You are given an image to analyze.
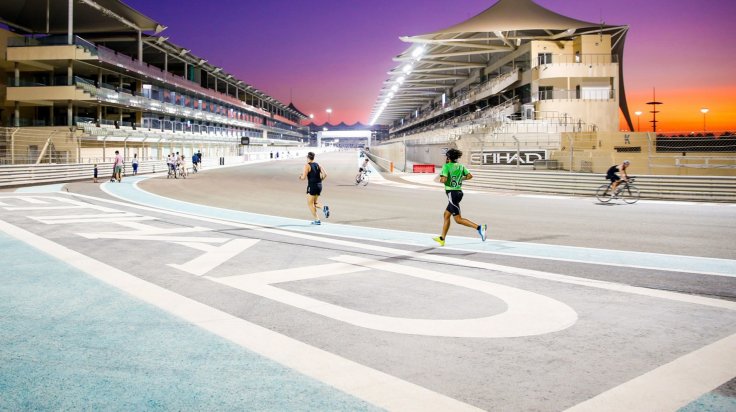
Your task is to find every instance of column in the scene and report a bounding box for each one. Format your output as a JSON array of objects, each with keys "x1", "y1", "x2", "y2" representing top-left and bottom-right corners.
[
  {"x1": 67, "y1": 100, "x2": 73, "y2": 127},
  {"x1": 14, "y1": 102, "x2": 20, "y2": 127},
  {"x1": 137, "y1": 30, "x2": 143, "y2": 65},
  {"x1": 164, "y1": 53, "x2": 168, "y2": 74},
  {"x1": 14, "y1": 62, "x2": 19, "y2": 86},
  {"x1": 67, "y1": 59, "x2": 72, "y2": 86},
  {"x1": 67, "y1": 0, "x2": 73, "y2": 45}
]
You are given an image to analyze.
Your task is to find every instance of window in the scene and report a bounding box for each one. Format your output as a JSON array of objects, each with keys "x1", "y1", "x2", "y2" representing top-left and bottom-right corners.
[
  {"x1": 537, "y1": 53, "x2": 552, "y2": 66},
  {"x1": 538, "y1": 86, "x2": 554, "y2": 101}
]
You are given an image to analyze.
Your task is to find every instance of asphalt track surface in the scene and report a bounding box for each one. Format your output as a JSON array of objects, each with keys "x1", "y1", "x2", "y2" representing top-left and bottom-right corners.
[{"x1": 1, "y1": 150, "x2": 735, "y2": 411}]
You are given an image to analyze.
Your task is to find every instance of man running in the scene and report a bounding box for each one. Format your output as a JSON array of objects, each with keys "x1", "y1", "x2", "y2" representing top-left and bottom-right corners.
[
  {"x1": 299, "y1": 152, "x2": 329, "y2": 225},
  {"x1": 433, "y1": 148, "x2": 487, "y2": 246}
]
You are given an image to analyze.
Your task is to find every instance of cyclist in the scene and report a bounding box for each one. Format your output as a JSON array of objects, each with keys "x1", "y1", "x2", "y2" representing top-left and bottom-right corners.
[
  {"x1": 432, "y1": 148, "x2": 487, "y2": 246},
  {"x1": 191, "y1": 153, "x2": 199, "y2": 173},
  {"x1": 356, "y1": 158, "x2": 370, "y2": 183},
  {"x1": 606, "y1": 160, "x2": 630, "y2": 195}
]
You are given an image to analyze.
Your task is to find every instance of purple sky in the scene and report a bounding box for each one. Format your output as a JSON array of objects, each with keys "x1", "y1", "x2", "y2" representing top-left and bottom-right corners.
[{"x1": 123, "y1": 0, "x2": 736, "y2": 130}]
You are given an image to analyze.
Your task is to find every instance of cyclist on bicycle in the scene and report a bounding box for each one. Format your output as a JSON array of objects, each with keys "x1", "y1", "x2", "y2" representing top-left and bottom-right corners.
[
  {"x1": 356, "y1": 158, "x2": 370, "y2": 183},
  {"x1": 606, "y1": 160, "x2": 630, "y2": 194}
]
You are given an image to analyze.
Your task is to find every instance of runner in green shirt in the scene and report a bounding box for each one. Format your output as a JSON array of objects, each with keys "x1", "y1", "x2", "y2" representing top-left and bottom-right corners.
[{"x1": 433, "y1": 148, "x2": 487, "y2": 246}]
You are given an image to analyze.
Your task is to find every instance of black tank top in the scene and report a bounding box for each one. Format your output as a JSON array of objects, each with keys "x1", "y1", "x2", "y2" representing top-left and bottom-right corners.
[{"x1": 307, "y1": 162, "x2": 322, "y2": 184}]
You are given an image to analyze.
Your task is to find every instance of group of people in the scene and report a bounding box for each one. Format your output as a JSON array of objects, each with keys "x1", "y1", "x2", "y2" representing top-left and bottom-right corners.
[
  {"x1": 166, "y1": 150, "x2": 203, "y2": 178},
  {"x1": 299, "y1": 149, "x2": 488, "y2": 246},
  {"x1": 93, "y1": 150, "x2": 203, "y2": 183}
]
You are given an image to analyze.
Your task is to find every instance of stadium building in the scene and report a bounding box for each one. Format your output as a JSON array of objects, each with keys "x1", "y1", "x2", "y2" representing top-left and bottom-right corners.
[
  {"x1": 369, "y1": 0, "x2": 643, "y2": 172},
  {"x1": 0, "y1": 0, "x2": 308, "y2": 165}
]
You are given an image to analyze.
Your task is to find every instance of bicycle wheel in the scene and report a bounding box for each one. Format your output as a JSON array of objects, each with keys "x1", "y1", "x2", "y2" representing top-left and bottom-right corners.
[
  {"x1": 361, "y1": 173, "x2": 370, "y2": 186},
  {"x1": 595, "y1": 184, "x2": 612, "y2": 202},
  {"x1": 621, "y1": 184, "x2": 640, "y2": 204}
]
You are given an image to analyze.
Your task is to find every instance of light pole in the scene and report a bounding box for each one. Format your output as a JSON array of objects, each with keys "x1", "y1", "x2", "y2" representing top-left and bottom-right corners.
[
  {"x1": 326, "y1": 108, "x2": 332, "y2": 124},
  {"x1": 634, "y1": 111, "x2": 642, "y2": 132},
  {"x1": 700, "y1": 108, "x2": 709, "y2": 133}
]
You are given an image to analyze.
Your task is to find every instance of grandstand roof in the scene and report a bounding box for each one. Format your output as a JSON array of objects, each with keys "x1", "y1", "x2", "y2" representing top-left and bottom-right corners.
[
  {"x1": 369, "y1": 0, "x2": 632, "y2": 130},
  {"x1": 0, "y1": 0, "x2": 165, "y2": 34}
]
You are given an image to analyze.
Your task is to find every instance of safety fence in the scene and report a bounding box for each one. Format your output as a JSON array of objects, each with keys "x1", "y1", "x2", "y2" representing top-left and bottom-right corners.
[{"x1": 462, "y1": 169, "x2": 736, "y2": 202}]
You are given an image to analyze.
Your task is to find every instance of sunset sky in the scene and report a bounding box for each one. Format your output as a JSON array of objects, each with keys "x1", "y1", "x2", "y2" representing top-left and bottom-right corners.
[{"x1": 123, "y1": 0, "x2": 736, "y2": 132}]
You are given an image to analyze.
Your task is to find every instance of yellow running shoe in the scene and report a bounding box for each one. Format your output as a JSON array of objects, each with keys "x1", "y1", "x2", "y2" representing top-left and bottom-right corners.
[{"x1": 432, "y1": 236, "x2": 445, "y2": 247}]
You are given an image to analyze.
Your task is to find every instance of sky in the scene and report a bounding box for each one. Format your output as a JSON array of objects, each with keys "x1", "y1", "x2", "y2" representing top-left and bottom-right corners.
[{"x1": 123, "y1": 0, "x2": 736, "y2": 132}]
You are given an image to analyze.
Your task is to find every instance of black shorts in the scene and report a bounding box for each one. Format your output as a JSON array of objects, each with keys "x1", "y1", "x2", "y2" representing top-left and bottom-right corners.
[
  {"x1": 607, "y1": 174, "x2": 621, "y2": 183},
  {"x1": 445, "y1": 190, "x2": 463, "y2": 216},
  {"x1": 307, "y1": 183, "x2": 322, "y2": 196}
]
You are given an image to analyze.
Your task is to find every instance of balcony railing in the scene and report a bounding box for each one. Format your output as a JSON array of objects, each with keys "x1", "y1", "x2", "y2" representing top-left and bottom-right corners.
[
  {"x1": 536, "y1": 88, "x2": 615, "y2": 101},
  {"x1": 8, "y1": 35, "x2": 299, "y2": 127},
  {"x1": 535, "y1": 53, "x2": 618, "y2": 67}
]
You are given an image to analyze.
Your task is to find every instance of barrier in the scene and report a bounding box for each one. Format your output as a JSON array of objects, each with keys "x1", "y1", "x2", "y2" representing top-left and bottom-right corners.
[
  {"x1": 463, "y1": 169, "x2": 736, "y2": 202},
  {"x1": 413, "y1": 164, "x2": 436, "y2": 173}
]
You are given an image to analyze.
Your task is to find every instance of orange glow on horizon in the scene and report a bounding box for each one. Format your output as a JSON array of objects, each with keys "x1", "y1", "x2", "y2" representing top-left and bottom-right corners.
[{"x1": 621, "y1": 86, "x2": 736, "y2": 133}]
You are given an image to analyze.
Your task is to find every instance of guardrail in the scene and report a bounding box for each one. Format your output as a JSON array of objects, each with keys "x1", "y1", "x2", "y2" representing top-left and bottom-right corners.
[
  {"x1": 0, "y1": 161, "x2": 171, "y2": 188},
  {"x1": 463, "y1": 169, "x2": 736, "y2": 202}
]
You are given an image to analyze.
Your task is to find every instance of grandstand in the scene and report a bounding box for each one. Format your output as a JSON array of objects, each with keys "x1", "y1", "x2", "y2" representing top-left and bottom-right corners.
[{"x1": 0, "y1": 0, "x2": 308, "y2": 165}]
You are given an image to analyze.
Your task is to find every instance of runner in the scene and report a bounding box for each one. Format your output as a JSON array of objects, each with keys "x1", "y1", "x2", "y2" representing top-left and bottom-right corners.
[
  {"x1": 299, "y1": 152, "x2": 329, "y2": 225},
  {"x1": 432, "y1": 148, "x2": 487, "y2": 246}
]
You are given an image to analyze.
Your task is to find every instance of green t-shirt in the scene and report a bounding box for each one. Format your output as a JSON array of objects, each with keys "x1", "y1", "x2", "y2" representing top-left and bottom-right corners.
[{"x1": 440, "y1": 162, "x2": 469, "y2": 191}]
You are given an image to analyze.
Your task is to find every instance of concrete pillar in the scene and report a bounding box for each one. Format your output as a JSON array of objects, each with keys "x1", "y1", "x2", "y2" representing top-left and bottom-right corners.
[
  {"x1": 67, "y1": 59, "x2": 72, "y2": 86},
  {"x1": 67, "y1": 100, "x2": 73, "y2": 126},
  {"x1": 14, "y1": 62, "x2": 19, "y2": 87},
  {"x1": 137, "y1": 30, "x2": 143, "y2": 65},
  {"x1": 67, "y1": 0, "x2": 73, "y2": 45},
  {"x1": 14, "y1": 101, "x2": 20, "y2": 127},
  {"x1": 50, "y1": 102, "x2": 54, "y2": 126},
  {"x1": 97, "y1": 104, "x2": 102, "y2": 124},
  {"x1": 164, "y1": 53, "x2": 168, "y2": 74},
  {"x1": 214, "y1": 77, "x2": 218, "y2": 93}
]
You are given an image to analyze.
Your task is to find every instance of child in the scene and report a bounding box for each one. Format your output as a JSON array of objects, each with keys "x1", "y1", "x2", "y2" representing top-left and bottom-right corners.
[{"x1": 93, "y1": 164, "x2": 98, "y2": 183}]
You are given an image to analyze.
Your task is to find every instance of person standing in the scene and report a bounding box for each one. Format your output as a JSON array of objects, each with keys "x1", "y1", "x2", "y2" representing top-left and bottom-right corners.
[
  {"x1": 132, "y1": 153, "x2": 139, "y2": 176},
  {"x1": 112, "y1": 150, "x2": 124, "y2": 183},
  {"x1": 433, "y1": 148, "x2": 487, "y2": 246},
  {"x1": 299, "y1": 151, "x2": 329, "y2": 225},
  {"x1": 196, "y1": 150, "x2": 202, "y2": 170},
  {"x1": 93, "y1": 164, "x2": 98, "y2": 183}
]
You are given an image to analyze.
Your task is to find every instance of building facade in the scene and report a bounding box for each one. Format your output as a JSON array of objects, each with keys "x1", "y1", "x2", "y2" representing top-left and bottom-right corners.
[{"x1": 0, "y1": 0, "x2": 308, "y2": 164}]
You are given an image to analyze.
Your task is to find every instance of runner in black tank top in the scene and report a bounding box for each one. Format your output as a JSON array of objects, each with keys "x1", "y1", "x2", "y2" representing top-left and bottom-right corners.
[{"x1": 299, "y1": 152, "x2": 330, "y2": 225}]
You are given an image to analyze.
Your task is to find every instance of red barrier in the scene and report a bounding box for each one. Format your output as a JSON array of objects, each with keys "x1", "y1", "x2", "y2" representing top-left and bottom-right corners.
[{"x1": 413, "y1": 164, "x2": 436, "y2": 173}]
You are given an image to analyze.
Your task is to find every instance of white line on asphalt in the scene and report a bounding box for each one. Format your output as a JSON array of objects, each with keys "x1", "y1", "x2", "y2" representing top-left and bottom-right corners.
[
  {"x1": 565, "y1": 332, "x2": 736, "y2": 412},
  {"x1": 209, "y1": 255, "x2": 578, "y2": 338},
  {"x1": 67, "y1": 190, "x2": 736, "y2": 312},
  {"x1": 0, "y1": 219, "x2": 482, "y2": 412}
]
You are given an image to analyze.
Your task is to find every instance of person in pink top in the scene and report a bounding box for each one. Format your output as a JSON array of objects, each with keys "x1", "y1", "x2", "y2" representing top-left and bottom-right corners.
[{"x1": 112, "y1": 150, "x2": 124, "y2": 183}]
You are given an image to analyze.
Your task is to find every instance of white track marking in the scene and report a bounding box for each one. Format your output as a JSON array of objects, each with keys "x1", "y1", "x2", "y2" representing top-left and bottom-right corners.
[
  {"x1": 169, "y1": 239, "x2": 260, "y2": 276},
  {"x1": 66, "y1": 191, "x2": 736, "y2": 312},
  {"x1": 0, "y1": 219, "x2": 481, "y2": 412},
  {"x1": 566, "y1": 332, "x2": 736, "y2": 412}
]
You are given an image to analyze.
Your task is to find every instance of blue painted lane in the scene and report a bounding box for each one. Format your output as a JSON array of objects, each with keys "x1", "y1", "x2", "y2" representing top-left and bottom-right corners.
[
  {"x1": 0, "y1": 232, "x2": 380, "y2": 411},
  {"x1": 101, "y1": 177, "x2": 736, "y2": 278}
]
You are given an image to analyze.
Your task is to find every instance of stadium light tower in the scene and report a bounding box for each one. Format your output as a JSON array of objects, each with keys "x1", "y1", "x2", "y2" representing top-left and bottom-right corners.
[
  {"x1": 634, "y1": 111, "x2": 642, "y2": 132},
  {"x1": 700, "y1": 108, "x2": 709, "y2": 133},
  {"x1": 326, "y1": 108, "x2": 332, "y2": 124}
]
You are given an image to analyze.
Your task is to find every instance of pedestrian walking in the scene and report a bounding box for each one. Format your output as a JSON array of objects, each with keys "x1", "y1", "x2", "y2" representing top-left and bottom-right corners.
[
  {"x1": 299, "y1": 151, "x2": 329, "y2": 225},
  {"x1": 112, "y1": 150, "x2": 123, "y2": 183},
  {"x1": 432, "y1": 148, "x2": 487, "y2": 246},
  {"x1": 132, "y1": 153, "x2": 139, "y2": 176},
  {"x1": 93, "y1": 164, "x2": 98, "y2": 183}
]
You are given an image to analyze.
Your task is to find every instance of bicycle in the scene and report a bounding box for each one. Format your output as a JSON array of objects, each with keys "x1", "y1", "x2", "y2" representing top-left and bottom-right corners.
[
  {"x1": 595, "y1": 177, "x2": 640, "y2": 204},
  {"x1": 355, "y1": 170, "x2": 370, "y2": 186}
]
